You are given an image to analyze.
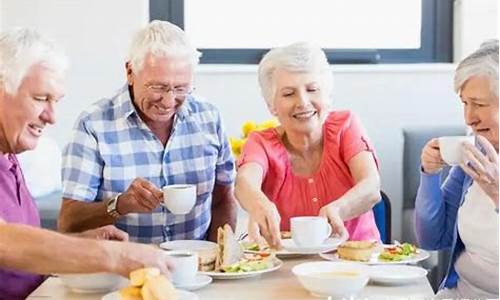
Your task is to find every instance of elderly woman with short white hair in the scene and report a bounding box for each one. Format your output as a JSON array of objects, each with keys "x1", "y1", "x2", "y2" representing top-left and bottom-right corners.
[
  {"x1": 416, "y1": 40, "x2": 499, "y2": 299},
  {"x1": 235, "y1": 42, "x2": 382, "y2": 248}
]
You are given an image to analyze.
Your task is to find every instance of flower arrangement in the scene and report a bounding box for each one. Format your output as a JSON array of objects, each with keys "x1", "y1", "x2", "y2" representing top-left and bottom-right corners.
[{"x1": 229, "y1": 119, "x2": 279, "y2": 158}]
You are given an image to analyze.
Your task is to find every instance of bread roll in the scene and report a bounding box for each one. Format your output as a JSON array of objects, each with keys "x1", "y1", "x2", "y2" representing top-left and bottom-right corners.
[
  {"x1": 141, "y1": 275, "x2": 177, "y2": 300},
  {"x1": 130, "y1": 267, "x2": 161, "y2": 287},
  {"x1": 118, "y1": 286, "x2": 142, "y2": 300},
  {"x1": 337, "y1": 241, "x2": 378, "y2": 262}
]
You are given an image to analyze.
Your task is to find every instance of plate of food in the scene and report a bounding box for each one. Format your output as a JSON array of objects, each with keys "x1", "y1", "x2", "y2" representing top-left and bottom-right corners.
[
  {"x1": 241, "y1": 232, "x2": 345, "y2": 257},
  {"x1": 199, "y1": 225, "x2": 283, "y2": 279},
  {"x1": 102, "y1": 267, "x2": 198, "y2": 300},
  {"x1": 319, "y1": 241, "x2": 430, "y2": 265}
]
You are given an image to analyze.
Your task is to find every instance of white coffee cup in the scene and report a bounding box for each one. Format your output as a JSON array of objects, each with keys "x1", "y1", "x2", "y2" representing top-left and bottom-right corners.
[
  {"x1": 164, "y1": 251, "x2": 198, "y2": 286},
  {"x1": 161, "y1": 184, "x2": 197, "y2": 214},
  {"x1": 439, "y1": 136, "x2": 475, "y2": 165},
  {"x1": 290, "y1": 216, "x2": 332, "y2": 247}
]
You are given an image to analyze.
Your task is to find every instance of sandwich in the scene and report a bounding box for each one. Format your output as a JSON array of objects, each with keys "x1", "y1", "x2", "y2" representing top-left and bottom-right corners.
[
  {"x1": 197, "y1": 246, "x2": 218, "y2": 272},
  {"x1": 337, "y1": 240, "x2": 378, "y2": 262},
  {"x1": 215, "y1": 224, "x2": 244, "y2": 271},
  {"x1": 214, "y1": 224, "x2": 274, "y2": 273}
]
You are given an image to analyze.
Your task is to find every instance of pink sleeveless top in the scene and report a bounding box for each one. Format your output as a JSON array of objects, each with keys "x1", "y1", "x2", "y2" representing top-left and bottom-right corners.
[{"x1": 238, "y1": 111, "x2": 380, "y2": 241}]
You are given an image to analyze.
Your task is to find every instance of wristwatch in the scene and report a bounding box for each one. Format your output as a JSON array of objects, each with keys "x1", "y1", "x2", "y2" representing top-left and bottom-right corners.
[{"x1": 106, "y1": 193, "x2": 122, "y2": 219}]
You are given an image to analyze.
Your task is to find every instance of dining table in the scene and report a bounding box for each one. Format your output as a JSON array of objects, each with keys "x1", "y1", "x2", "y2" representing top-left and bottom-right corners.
[{"x1": 28, "y1": 255, "x2": 435, "y2": 300}]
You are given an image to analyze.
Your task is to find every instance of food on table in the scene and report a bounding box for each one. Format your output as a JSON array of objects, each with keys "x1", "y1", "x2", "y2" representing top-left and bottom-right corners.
[
  {"x1": 141, "y1": 275, "x2": 176, "y2": 300},
  {"x1": 221, "y1": 253, "x2": 274, "y2": 273},
  {"x1": 337, "y1": 240, "x2": 378, "y2": 262},
  {"x1": 215, "y1": 224, "x2": 244, "y2": 271},
  {"x1": 280, "y1": 231, "x2": 292, "y2": 239},
  {"x1": 197, "y1": 246, "x2": 218, "y2": 272},
  {"x1": 119, "y1": 286, "x2": 142, "y2": 300},
  {"x1": 214, "y1": 224, "x2": 274, "y2": 273},
  {"x1": 378, "y1": 243, "x2": 418, "y2": 261},
  {"x1": 119, "y1": 267, "x2": 177, "y2": 300},
  {"x1": 240, "y1": 231, "x2": 292, "y2": 253},
  {"x1": 130, "y1": 267, "x2": 160, "y2": 286}
]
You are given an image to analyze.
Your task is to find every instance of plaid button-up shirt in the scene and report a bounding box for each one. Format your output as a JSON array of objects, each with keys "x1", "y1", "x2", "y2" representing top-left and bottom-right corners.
[{"x1": 62, "y1": 85, "x2": 235, "y2": 243}]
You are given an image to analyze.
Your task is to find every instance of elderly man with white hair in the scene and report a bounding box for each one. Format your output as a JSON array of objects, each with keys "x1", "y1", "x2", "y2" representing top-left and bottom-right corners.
[
  {"x1": 58, "y1": 20, "x2": 237, "y2": 243},
  {"x1": 416, "y1": 40, "x2": 499, "y2": 299},
  {"x1": 0, "y1": 28, "x2": 174, "y2": 300}
]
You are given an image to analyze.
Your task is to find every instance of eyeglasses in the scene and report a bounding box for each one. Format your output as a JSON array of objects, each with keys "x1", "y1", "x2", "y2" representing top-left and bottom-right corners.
[{"x1": 144, "y1": 84, "x2": 194, "y2": 99}]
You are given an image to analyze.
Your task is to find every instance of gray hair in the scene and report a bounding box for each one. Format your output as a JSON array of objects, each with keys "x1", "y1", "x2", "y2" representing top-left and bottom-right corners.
[
  {"x1": 128, "y1": 20, "x2": 201, "y2": 72},
  {"x1": 0, "y1": 28, "x2": 68, "y2": 94},
  {"x1": 258, "y1": 42, "x2": 333, "y2": 110},
  {"x1": 454, "y1": 39, "x2": 499, "y2": 97}
]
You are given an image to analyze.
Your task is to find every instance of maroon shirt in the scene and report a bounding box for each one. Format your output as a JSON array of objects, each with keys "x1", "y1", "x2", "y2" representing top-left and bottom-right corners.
[{"x1": 0, "y1": 154, "x2": 44, "y2": 299}]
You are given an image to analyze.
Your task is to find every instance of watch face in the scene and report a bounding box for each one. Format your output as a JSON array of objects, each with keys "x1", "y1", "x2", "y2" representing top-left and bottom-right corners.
[{"x1": 107, "y1": 196, "x2": 118, "y2": 212}]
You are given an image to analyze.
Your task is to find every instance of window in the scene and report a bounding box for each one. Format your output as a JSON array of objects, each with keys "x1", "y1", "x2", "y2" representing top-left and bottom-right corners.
[{"x1": 150, "y1": 0, "x2": 453, "y2": 64}]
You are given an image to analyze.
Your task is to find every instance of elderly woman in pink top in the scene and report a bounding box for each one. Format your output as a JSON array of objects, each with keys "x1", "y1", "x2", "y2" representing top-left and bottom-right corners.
[{"x1": 235, "y1": 42, "x2": 381, "y2": 248}]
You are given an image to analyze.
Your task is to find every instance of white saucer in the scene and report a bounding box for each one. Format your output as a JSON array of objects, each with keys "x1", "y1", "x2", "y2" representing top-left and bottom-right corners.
[
  {"x1": 282, "y1": 237, "x2": 343, "y2": 254},
  {"x1": 160, "y1": 240, "x2": 217, "y2": 252},
  {"x1": 175, "y1": 274, "x2": 212, "y2": 291},
  {"x1": 369, "y1": 265, "x2": 428, "y2": 285}
]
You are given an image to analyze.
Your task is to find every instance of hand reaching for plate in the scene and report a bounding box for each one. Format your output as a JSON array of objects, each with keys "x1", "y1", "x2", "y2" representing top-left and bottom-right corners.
[
  {"x1": 318, "y1": 204, "x2": 349, "y2": 241},
  {"x1": 78, "y1": 225, "x2": 129, "y2": 241},
  {"x1": 247, "y1": 201, "x2": 282, "y2": 249}
]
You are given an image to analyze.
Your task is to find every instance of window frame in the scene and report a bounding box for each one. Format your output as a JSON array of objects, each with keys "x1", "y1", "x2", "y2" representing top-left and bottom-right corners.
[{"x1": 150, "y1": 0, "x2": 453, "y2": 64}]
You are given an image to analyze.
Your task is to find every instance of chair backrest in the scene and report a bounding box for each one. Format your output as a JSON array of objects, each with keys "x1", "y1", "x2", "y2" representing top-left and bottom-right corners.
[
  {"x1": 373, "y1": 191, "x2": 392, "y2": 244},
  {"x1": 402, "y1": 126, "x2": 466, "y2": 210}
]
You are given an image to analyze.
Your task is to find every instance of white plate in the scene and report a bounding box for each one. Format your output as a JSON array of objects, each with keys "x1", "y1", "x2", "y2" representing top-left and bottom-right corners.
[
  {"x1": 282, "y1": 237, "x2": 344, "y2": 254},
  {"x1": 319, "y1": 247, "x2": 430, "y2": 265},
  {"x1": 199, "y1": 258, "x2": 283, "y2": 279},
  {"x1": 160, "y1": 240, "x2": 217, "y2": 252},
  {"x1": 102, "y1": 289, "x2": 198, "y2": 300},
  {"x1": 243, "y1": 237, "x2": 345, "y2": 257},
  {"x1": 369, "y1": 265, "x2": 428, "y2": 284},
  {"x1": 175, "y1": 274, "x2": 212, "y2": 291},
  {"x1": 242, "y1": 239, "x2": 305, "y2": 258}
]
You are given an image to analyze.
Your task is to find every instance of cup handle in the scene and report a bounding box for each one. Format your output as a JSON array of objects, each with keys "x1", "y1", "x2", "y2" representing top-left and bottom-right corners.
[{"x1": 325, "y1": 223, "x2": 333, "y2": 238}]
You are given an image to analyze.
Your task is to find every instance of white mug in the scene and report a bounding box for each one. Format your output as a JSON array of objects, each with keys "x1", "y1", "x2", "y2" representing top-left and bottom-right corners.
[
  {"x1": 439, "y1": 136, "x2": 475, "y2": 165},
  {"x1": 161, "y1": 184, "x2": 197, "y2": 214},
  {"x1": 290, "y1": 216, "x2": 332, "y2": 247},
  {"x1": 164, "y1": 251, "x2": 198, "y2": 285}
]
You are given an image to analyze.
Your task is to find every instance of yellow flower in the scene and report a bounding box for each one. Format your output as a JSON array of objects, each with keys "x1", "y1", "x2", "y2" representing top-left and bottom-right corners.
[
  {"x1": 241, "y1": 121, "x2": 257, "y2": 138},
  {"x1": 230, "y1": 119, "x2": 279, "y2": 158},
  {"x1": 229, "y1": 137, "x2": 245, "y2": 157},
  {"x1": 259, "y1": 119, "x2": 279, "y2": 130}
]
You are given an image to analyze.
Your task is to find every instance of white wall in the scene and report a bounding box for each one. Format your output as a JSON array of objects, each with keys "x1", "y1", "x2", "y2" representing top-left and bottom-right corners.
[{"x1": 0, "y1": 0, "x2": 149, "y2": 144}]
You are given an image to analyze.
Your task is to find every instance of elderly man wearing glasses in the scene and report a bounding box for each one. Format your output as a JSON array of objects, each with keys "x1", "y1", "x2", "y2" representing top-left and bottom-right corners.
[{"x1": 58, "y1": 20, "x2": 236, "y2": 243}]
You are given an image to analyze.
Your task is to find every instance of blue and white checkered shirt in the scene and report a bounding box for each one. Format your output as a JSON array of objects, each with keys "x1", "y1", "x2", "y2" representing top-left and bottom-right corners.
[{"x1": 62, "y1": 85, "x2": 235, "y2": 243}]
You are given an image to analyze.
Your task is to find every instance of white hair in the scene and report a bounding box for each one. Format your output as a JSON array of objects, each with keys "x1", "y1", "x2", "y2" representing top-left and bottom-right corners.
[
  {"x1": 128, "y1": 20, "x2": 201, "y2": 72},
  {"x1": 0, "y1": 27, "x2": 68, "y2": 94},
  {"x1": 454, "y1": 39, "x2": 499, "y2": 97},
  {"x1": 258, "y1": 42, "x2": 333, "y2": 110}
]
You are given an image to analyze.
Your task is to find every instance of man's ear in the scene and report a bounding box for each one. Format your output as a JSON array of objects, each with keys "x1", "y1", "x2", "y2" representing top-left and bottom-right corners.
[{"x1": 125, "y1": 62, "x2": 133, "y2": 86}]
